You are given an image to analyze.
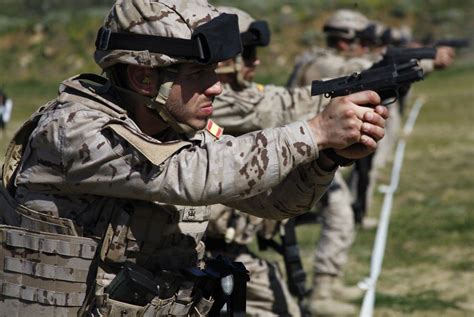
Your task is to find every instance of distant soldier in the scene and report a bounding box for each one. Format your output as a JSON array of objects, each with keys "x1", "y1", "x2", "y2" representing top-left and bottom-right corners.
[
  {"x1": 288, "y1": 9, "x2": 380, "y2": 316},
  {"x1": 0, "y1": 0, "x2": 388, "y2": 316},
  {"x1": 207, "y1": 6, "x2": 320, "y2": 316},
  {"x1": 0, "y1": 88, "x2": 13, "y2": 132},
  {"x1": 287, "y1": 9, "x2": 376, "y2": 88},
  {"x1": 207, "y1": 6, "x2": 388, "y2": 317},
  {"x1": 367, "y1": 22, "x2": 455, "y2": 189}
]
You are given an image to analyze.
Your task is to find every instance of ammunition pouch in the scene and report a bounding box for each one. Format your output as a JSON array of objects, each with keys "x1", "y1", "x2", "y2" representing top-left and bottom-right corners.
[
  {"x1": 89, "y1": 255, "x2": 249, "y2": 317},
  {"x1": 0, "y1": 225, "x2": 98, "y2": 316}
]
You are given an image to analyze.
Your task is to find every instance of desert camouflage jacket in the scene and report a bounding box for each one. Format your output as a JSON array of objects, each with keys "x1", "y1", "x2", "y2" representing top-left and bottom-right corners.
[
  {"x1": 10, "y1": 74, "x2": 335, "y2": 268},
  {"x1": 288, "y1": 46, "x2": 374, "y2": 87},
  {"x1": 206, "y1": 81, "x2": 330, "y2": 245}
]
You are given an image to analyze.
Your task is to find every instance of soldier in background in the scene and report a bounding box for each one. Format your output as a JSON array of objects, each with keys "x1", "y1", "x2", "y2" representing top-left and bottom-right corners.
[
  {"x1": 287, "y1": 9, "x2": 382, "y2": 316},
  {"x1": 287, "y1": 9, "x2": 376, "y2": 88},
  {"x1": 207, "y1": 6, "x2": 323, "y2": 316},
  {"x1": 289, "y1": 9, "x2": 456, "y2": 316},
  {"x1": 0, "y1": 0, "x2": 388, "y2": 316},
  {"x1": 207, "y1": 6, "x2": 389, "y2": 317},
  {"x1": 369, "y1": 22, "x2": 455, "y2": 170}
]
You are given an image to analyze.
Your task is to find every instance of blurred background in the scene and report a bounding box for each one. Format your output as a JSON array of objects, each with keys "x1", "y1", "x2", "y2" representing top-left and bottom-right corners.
[{"x1": 0, "y1": 1, "x2": 473, "y2": 316}]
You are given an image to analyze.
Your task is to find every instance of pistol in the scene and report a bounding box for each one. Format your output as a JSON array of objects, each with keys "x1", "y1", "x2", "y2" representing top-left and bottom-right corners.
[
  {"x1": 311, "y1": 60, "x2": 424, "y2": 105},
  {"x1": 381, "y1": 47, "x2": 437, "y2": 64},
  {"x1": 432, "y1": 38, "x2": 470, "y2": 49}
]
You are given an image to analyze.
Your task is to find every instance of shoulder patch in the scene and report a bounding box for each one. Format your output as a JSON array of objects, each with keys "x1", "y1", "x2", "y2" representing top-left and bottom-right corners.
[
  {"x1": 256, "y1": 83, "x2": 265, "y2": 92},
  {"x1": 104, "y1": 123, "x2": 191, "y2": 166},
  {"x1": 206, "y1": 120, "x2": 223, "y2": 139}
]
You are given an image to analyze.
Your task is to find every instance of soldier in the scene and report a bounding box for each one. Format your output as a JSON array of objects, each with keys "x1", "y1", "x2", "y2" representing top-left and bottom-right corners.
[
  {"x1": 287, "y1": 9, "x2": 381, "y2": 316},
  {"x1": 361, "y1": 23, "x2": 456, "y2": 220},
  {"x1": 0, "y1": 1, "x2": 388, "y2": 316},
  {"x1": 369, "y1": 22, "x2": 455, "y2": 170},
  {"x1": 206, "y1": 6, "x2": 326, "y2": 316},
  {"x1": 287, "y1": 9, "x2": 376, "y2": 88}
]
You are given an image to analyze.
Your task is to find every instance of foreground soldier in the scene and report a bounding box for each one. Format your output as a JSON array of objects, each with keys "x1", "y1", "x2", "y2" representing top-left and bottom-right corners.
[{"x1": 0, "y1": 1, "x2": 387, "y2": 316}]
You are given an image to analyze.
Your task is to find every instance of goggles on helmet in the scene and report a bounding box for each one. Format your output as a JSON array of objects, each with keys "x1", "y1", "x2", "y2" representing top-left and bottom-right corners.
[{"x1": 95, "y1": 13, "x2": 242, "y2": 65}]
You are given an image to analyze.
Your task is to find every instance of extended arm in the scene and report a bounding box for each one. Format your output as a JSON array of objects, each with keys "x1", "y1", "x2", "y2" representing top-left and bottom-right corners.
[
  {"x1": 212, "y1": 83, "x2": 329, "y2": 134},
  {"x1": 17, "y1": 103, "x2": 326, "y2": 213}
]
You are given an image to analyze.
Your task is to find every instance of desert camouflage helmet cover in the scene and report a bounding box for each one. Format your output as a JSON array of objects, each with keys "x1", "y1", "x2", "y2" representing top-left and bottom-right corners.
[
  {"x1": 323, "y1": 9, "x2": 370, "y2": 39},
  {"x1": 217, "y1": 6, "x2": 270, "y2": 46},
  {"x1": 94, "y1": 0, "x2": 238, "y2": 69},
  {"x1": 389, "y1": 25, "x2": 413, "y2": 45},
  {"x1": 217, "y1": 6, "x2": 254, "y2": 34}
]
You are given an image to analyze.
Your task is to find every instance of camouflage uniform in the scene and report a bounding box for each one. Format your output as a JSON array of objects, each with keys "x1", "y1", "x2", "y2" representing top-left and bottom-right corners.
[
  {"x1": 0, "y1": 1, "x2": 336, "y2": 316},
  {"x1": 289, "y1": 45, "x2": 372, "y2": 275},
  {"x1": 206, "y1": 7, "x2": 330, "y2": 316},
  {"x1": 213, "y1": 82, "x2": 327, "y2": 131},
  {"x1": 287, "y1": 10, "x2": 376, "y2": 316},
  {"x1": 209, "y1": 80, "x2": 331, "y2": 317},
  {"x1": 206, "y1": 205, "x2": 300, "y2": 317},
  {"x1": 288, "y1": 46, "x2": 373, "y2": 86}
]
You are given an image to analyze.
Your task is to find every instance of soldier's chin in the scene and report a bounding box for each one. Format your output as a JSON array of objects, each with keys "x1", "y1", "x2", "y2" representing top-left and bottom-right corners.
[{"x1": 189, "y1": 119, "x2": 208, "y2": 131}]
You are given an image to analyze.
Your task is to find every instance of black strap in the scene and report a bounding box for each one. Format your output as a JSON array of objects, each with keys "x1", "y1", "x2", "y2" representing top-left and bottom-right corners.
[
  {"x1": 267, "y1": 262, "x2": 291, "y2": 316},
  {"x1": 96, "y1": 26, "x2": 204, "y2": 60},
  {"x1": 204, "y1": 236, "x2": 249, "y2": 255},
  {"x1": 322, "y1": 148, "x2": 354, "y2": 166}
]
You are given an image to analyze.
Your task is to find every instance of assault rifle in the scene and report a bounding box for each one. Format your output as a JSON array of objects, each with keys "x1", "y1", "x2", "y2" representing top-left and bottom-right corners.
[{"x1": 311, "y1": 59, "x2": 424, "y2": 105}]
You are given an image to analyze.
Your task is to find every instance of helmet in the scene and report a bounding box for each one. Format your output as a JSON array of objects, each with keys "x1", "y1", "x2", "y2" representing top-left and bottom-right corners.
[
  {"x1": 215, "y1": 6, "x2": 270, "y2": 84},
  {"x1": 323, "y1": 9, "x2": 370, "y2": 40},
  {"x1": 217, "y1": 6, "x2": 254, "y2": 34},
  {"x1": 372, "y1": 21, "x2": 390, "y2": 46},
  {"x1": 95, "y1": 0, "x2": 241, "y2": 69},
  {"x1": 93, "y1": 0, "x2": 242, "y2": 133},
  {"x1": 389, "y1": 26, "x2": 413, "y2": 46}
]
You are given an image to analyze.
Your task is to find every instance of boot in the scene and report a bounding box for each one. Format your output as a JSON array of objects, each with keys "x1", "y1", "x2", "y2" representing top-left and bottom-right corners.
[
  {"x1": 361, "y1": 216, "x2": 378, "y2": 230},
  {"x1": 332, "y1": 276, "x2": 363, "y2": 301},
  {"x1": 309, "y1": 274, "x2": 357, "y2": 316}
]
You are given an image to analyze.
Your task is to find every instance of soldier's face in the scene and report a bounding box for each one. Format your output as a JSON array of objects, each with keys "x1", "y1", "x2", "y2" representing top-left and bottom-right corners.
[
  {"x1": 241, "y1": 46, "x2": 260, "y2": 82},
  {"x1": 166, "y1": 63, "x2": 223, "y2": 130}
]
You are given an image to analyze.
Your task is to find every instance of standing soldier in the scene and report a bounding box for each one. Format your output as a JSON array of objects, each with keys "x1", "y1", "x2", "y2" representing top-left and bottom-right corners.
[
  {"x1": 207, "y1": 6, "x2": 326, "y2": 316},
  {"x1": 0, "y1": 1, "x2": 387, "y2": 316},
  {"x1": 208, "y1": 6, "x2": 387, "y2": 317},
  {"x1": 288, "y1": 9, "x2": 380, "y2": 316}
]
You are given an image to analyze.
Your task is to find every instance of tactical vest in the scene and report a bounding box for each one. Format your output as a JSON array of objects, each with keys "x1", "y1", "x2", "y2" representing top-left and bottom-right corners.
[{"x1": 0, "y1": 74, "x2": 214, "y2": 316}]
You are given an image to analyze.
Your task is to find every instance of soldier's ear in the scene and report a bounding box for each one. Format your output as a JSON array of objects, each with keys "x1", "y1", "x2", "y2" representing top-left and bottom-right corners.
[{"x1": 127, "y1": 65, "x2": 159, "y2": 97}]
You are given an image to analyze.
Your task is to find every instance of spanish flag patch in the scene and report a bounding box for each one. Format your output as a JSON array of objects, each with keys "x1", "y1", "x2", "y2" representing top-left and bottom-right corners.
[{"x1": 206, "y1": 119, "x2": 224, "y2": 139}]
